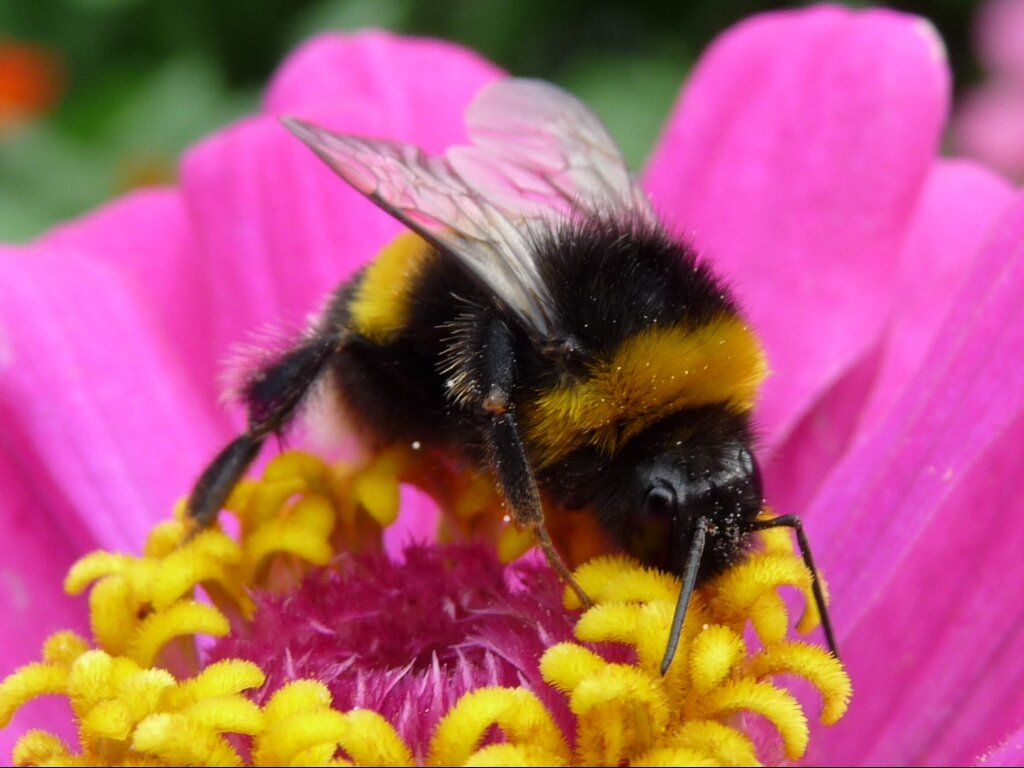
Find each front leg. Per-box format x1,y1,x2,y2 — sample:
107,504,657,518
480,318,592,609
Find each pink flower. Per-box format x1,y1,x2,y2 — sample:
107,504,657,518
952,0,1024,181
2,4,1022,765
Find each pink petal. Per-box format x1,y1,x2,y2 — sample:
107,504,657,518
976,723,1024,767
181,32,502,380
37,188,228,420
766,159,1015,515
804,193,1024,765
952,81,1024,182
265,30,503,152
642,6,950,452
383,484,442,557
974,0,1024,76
0,459,86,759
0,246,221,552
857,159,1015,433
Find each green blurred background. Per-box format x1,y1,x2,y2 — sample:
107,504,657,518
0,0,985,242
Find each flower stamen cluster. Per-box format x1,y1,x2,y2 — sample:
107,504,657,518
0,451,850,766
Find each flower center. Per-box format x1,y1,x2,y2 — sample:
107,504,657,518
0,450,852,766
209,544,583,757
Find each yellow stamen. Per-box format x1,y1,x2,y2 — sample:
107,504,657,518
1,450,850,766
132,713,245,766
570,664,671,766
351,447,407,527
249,679,417,766
0,664,69,728
689,625,746,694
41,631,90,666
632,744,722,766
166,660,266,708
538,644,607,692
666,720,759,766
12,730,74,767
536,547,849,764
127,601,230,668
745,641,852,725
563,554,679,605
497,524,536,563
461,742,569,767
697,678,807,760
256,689,414,767
335,709,416,766
707,550,813,645
428,688,571,767
240,494,336,574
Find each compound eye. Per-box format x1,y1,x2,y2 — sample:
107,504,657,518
643,484,677,521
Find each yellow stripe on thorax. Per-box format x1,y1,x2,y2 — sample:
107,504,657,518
350,232,434,343
524,316,768,467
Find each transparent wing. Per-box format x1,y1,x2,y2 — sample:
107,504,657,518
282,78,655,339
283,118,557,336
450,78,656,221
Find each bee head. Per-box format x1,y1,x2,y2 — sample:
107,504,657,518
544,408,763,580
625,439,764,582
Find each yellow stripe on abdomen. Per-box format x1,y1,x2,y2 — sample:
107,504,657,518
524,316,768,466
349,232,434,344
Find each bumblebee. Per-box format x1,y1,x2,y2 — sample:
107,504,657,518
187,78,837,673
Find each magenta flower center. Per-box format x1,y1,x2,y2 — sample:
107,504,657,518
209,544,585,757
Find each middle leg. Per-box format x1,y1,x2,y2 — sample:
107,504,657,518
479,317,592,609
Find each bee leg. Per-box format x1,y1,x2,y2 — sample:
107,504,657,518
749,514,840,659
186,334,337,529
481,319,593,609
186,433,263,529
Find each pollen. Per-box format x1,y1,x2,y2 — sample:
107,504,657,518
1,451,850,766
